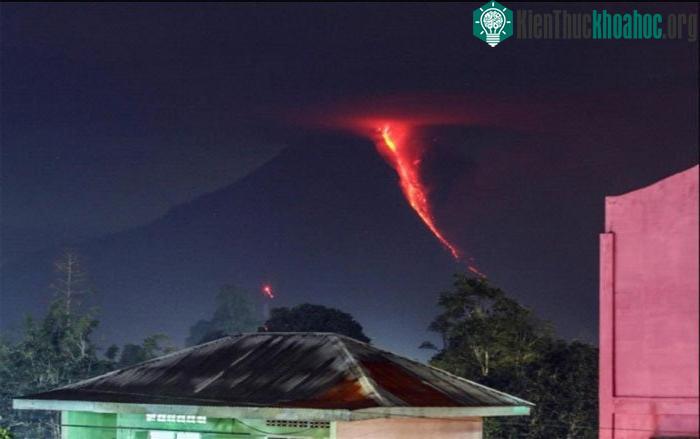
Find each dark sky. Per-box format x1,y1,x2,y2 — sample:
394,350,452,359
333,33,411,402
1,3,698,360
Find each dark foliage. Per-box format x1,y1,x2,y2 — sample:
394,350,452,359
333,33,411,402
426,274,598,438
263,303,370,343
186,285,260,346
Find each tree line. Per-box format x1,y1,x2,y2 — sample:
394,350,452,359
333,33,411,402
424,274,597,439
0,250,596,438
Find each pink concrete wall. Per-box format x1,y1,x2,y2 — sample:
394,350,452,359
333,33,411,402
335,417,482,439
600,165,699,439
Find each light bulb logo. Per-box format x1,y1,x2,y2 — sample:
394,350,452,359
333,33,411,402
481,9,505,46
473,1,513,48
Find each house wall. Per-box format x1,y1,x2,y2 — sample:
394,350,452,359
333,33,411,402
334,417,483,439
599,165,699,439
61,411,332,438
62,411,117,439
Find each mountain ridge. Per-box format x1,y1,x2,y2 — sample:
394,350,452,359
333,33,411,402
0,138,459,359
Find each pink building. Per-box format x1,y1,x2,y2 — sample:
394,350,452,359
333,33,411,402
599,165,699,438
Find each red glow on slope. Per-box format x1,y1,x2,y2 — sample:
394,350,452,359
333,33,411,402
261,284,275,299
465,256,487,278
376,124,461,260
292,99,492,275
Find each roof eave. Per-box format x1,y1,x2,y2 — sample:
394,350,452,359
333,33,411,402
13,398,353,421
350,405,531,420
13,398,530,421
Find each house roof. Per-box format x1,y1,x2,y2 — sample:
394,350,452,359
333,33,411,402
15,333,532,419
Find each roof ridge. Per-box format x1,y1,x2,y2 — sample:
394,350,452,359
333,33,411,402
330,334,391,407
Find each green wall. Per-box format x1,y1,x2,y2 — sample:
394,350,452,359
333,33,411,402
62,412,117,439
61,411,332,439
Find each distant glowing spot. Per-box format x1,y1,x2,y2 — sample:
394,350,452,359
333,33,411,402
262,284,275,299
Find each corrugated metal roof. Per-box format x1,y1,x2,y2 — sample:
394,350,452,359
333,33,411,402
19,333,532,410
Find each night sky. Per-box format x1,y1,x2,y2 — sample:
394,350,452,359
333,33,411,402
1,3,698,360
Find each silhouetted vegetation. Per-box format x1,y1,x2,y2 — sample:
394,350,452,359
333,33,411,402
263,303,370,343
0,250,178,438
425,274,598,438
185,284,260,345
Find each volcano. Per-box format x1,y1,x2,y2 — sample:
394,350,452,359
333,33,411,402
0,135,460,358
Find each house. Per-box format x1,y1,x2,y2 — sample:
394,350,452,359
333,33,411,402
14,332,531,438
599,165,699,438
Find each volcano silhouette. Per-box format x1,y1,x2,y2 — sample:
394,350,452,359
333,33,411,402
1,135,459,356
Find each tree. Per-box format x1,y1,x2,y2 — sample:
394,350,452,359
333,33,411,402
263,304,370,343
524,340,598,439
50,249,93,315
426,274,597,438
186,285,260,345
0,249,184,438
428,275,550,379
116,334,176,368
105,344,120,362
0,250,109,438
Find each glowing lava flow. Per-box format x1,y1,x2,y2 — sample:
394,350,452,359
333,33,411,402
261,284,275,299
377,125,461,260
